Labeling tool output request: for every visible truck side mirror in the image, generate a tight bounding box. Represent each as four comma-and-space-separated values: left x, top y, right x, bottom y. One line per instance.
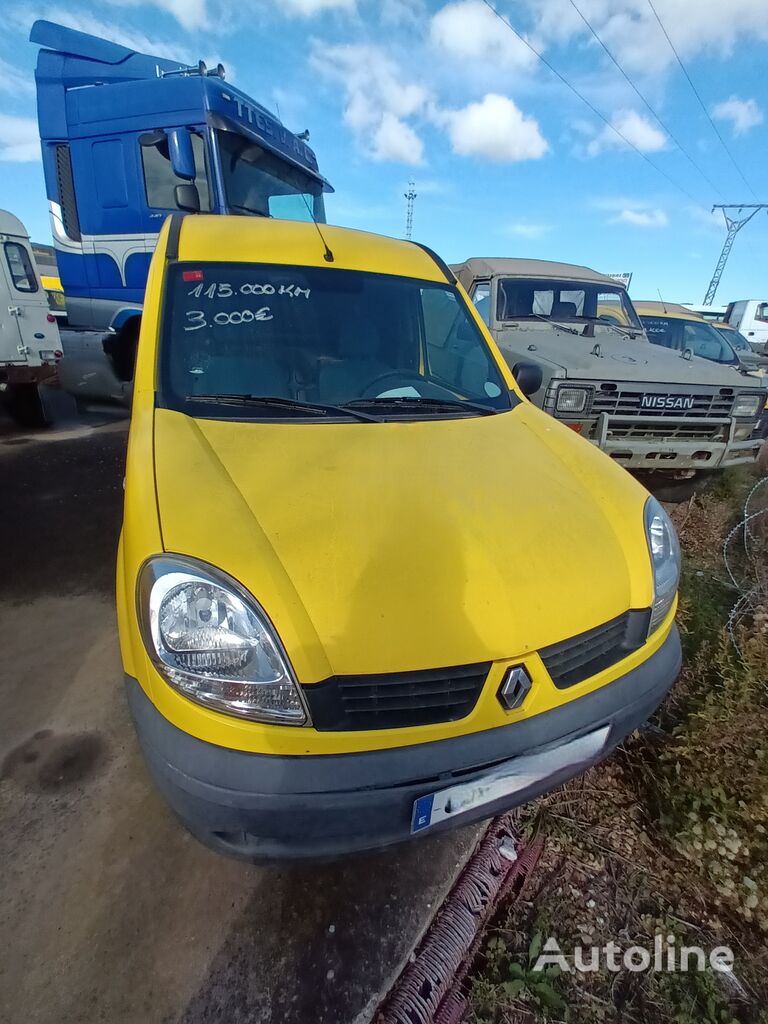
167, 127, 196, 181
512, 362, 543, 397
174, 183, 201, 213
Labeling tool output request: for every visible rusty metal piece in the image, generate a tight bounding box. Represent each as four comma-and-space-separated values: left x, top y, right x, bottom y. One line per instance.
376, 816, 544, 1024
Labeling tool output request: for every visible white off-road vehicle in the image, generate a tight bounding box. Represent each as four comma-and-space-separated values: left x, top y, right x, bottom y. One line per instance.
0, 210, 63, 426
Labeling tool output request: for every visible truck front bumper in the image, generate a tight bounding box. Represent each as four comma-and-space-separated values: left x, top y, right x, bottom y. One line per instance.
586, 413, 762, 471
126, 626, 681, 862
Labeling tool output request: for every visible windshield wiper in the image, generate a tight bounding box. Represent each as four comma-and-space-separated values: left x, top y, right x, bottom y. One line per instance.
532, 313, 580, 336
186, 394, 380, 422
344, 396, 500, 416
592, 316, 640, 339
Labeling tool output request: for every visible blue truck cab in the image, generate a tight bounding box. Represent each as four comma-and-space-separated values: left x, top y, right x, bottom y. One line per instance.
32, 18, 331, 365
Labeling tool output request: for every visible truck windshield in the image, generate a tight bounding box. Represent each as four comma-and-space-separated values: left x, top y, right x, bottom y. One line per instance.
216, 131, 325, 222
714, 326, 750, 353
159, 263, 511, 419
640, 316, 739, 366
498, 278, 641, 330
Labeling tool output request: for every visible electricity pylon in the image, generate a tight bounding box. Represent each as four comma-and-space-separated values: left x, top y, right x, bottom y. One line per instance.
404, 180, 417, 240
703, 204, 768, 305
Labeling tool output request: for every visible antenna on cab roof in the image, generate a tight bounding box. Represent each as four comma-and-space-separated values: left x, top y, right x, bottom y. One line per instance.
657, 288, 668, 314
300, 193, 334, 264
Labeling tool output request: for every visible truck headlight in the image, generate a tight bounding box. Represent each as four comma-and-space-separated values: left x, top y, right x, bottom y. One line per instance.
556, 386, 590, 414
138, 556, 307, 724
644, 497, 681, 634
732, 394, 762, 419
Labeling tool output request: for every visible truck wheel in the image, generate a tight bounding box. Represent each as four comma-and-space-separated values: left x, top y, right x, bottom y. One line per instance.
634, 472, 702, 503
2, 383, 50, 428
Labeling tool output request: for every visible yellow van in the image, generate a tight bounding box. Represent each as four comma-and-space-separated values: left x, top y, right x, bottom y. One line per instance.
119, 215, 681, 860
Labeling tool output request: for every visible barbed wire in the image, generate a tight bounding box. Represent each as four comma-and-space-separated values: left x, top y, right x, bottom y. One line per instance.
723, 476, 768, 657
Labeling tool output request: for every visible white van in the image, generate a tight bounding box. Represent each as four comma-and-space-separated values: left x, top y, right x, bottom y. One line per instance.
725, 300, 768, 354
0, 210, 63, 425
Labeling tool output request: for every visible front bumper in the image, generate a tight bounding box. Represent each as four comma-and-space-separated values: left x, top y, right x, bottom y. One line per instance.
586, 414, 762, 470
126, 626, 681, 862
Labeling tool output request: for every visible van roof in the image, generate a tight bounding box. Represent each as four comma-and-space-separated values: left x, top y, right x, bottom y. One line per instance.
635, 301, 706, 320
169, 215, 449, 283
0, 210, 30, 239
451, 257, 621, 291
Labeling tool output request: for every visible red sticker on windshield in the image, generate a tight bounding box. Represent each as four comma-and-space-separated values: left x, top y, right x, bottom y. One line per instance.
183, 270, 204, 282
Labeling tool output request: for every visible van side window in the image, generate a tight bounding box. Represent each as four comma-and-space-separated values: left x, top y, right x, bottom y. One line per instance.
470, 282, 491, 325
140, 133, 211, 212
4, 242, 38, 293
755, 303, 768, 323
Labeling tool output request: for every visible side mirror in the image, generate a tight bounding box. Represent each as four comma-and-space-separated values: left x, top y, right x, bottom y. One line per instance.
512, 361, 543, 397
174, 183, 200, 213
167, 128, 196, 181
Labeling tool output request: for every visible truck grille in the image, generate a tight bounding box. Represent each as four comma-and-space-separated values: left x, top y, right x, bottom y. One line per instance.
303, 663, 490, 731
590, 388, 734, 419
540, 609, 651, 689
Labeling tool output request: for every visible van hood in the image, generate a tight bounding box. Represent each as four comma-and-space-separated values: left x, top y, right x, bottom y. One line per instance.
153, 405, 653, 682
493, 324, 753, 388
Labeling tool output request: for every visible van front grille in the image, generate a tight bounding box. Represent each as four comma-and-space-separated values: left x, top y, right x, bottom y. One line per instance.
540, 610, 651, 689
302, 663, 489, 731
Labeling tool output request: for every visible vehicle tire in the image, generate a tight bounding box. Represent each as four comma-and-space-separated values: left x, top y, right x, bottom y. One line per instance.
634, 472, 702, 503
2, 383, 50, 428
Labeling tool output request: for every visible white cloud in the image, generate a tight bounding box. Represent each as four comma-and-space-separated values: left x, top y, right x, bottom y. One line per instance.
0, 114, 40, 162
310, 43, 428, 164
594, 195, 669, 227
586, 110, 666, 156
380, 0, 425, 25
0, 59, 34, 97
105, 0, 208, 31
712, 95, 763, 136
430, 0, 536, 70
440, 93, 548, 162
372, 112, 425, 164
610, 208, 668, 227
283, 0, 356, 13
505, 222, 552, 239
531, 0, 768, 76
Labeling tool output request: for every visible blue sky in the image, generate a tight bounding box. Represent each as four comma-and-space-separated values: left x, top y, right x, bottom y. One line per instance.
0, 0, 766, 304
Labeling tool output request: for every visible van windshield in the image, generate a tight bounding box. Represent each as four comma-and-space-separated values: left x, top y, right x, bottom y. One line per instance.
159, 263, 512, 419
497, 278, 641, 330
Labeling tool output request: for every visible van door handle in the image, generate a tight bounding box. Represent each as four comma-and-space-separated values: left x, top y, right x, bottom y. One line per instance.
8, 306, 21, 316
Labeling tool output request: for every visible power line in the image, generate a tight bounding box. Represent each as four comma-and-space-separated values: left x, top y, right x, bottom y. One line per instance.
478, 0, 707, 207
567, 0, 724, 202
645, 0, 758, 200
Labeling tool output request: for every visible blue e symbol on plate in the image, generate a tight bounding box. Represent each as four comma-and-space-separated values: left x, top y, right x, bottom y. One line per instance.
411, 793, 435, 833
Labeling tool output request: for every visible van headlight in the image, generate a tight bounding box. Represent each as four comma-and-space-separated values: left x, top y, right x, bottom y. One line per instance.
644, 497, 681, 633
137, 556, 307, 724
732, 394, 762, 419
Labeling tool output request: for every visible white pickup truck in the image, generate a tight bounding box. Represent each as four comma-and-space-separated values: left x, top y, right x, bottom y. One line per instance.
0, 210, 63, 426
725, 300, 768, 353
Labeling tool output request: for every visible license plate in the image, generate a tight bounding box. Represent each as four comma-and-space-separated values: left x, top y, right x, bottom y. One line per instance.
411, 725, 610, 834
